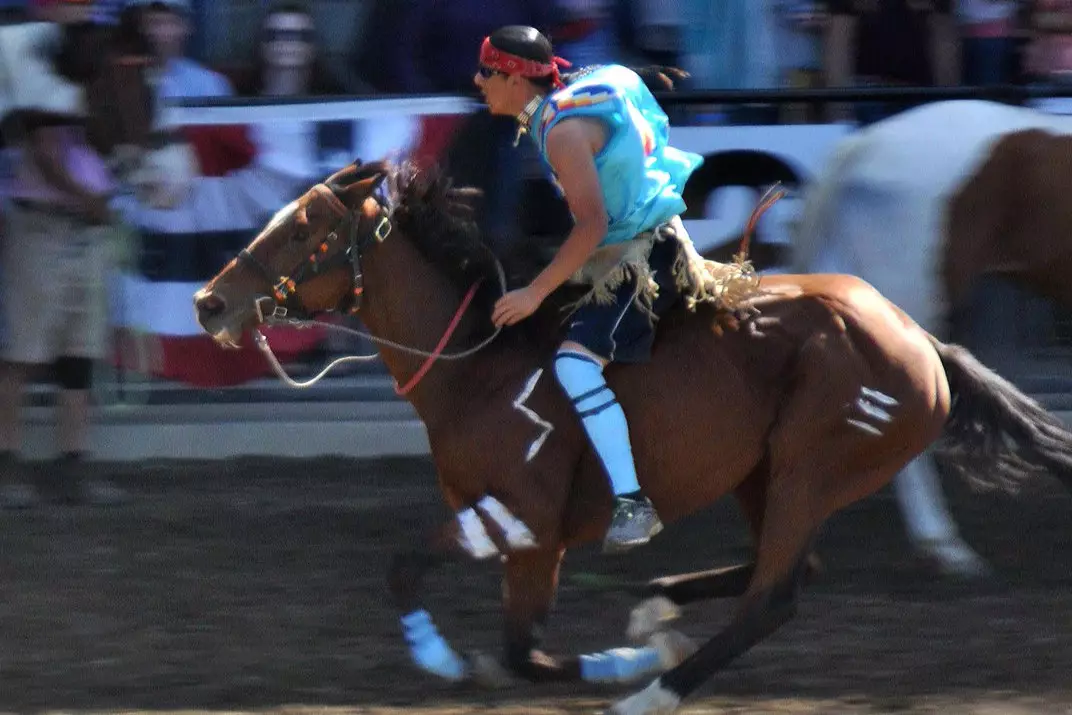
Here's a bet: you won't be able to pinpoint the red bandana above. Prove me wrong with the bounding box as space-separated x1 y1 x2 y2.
479 37 571 89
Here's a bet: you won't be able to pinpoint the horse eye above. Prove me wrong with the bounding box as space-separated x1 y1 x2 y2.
292 227 309 243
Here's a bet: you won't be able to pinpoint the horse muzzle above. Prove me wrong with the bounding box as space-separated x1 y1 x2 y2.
193 289 248 348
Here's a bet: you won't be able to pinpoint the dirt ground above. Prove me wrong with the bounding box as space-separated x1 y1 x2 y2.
1 455 1070 714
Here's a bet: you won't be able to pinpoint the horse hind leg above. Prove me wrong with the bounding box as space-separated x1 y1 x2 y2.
609 466 822 715
626 474 822 645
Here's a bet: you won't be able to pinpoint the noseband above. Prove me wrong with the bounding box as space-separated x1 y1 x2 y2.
237 183 391 322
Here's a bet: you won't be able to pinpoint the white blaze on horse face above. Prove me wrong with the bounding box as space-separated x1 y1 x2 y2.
513 368 554 462
456 507 498 559
477 495 538 550
847 386 899 437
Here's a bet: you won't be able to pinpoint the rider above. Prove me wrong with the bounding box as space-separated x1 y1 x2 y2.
479 26 745 553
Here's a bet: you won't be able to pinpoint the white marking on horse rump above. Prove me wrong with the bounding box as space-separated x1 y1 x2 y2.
861 387 899 406
456 507 498 559
477 495 538 549
855 396 893 423
513 368 554 462
847 418 884 437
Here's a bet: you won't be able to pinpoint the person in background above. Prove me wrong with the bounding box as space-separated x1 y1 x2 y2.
956 0 1020 86
0 0 128 507
128 0 232 101
821 0 960 124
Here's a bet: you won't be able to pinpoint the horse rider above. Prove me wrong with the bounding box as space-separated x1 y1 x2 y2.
480 25 755 553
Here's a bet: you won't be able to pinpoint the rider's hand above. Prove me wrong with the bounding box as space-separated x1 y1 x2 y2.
492 285 545 327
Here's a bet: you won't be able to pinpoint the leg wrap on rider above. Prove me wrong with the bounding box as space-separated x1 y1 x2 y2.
553 350 641 496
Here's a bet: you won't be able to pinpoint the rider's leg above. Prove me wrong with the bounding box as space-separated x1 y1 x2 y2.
553 340 663 553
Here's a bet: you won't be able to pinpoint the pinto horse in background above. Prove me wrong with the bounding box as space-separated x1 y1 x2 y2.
193 160 1072 714
794 99 1072 581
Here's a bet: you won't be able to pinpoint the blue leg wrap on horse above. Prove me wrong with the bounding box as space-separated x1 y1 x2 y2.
400 609 466 680
580 646 663 683
553 350 641 496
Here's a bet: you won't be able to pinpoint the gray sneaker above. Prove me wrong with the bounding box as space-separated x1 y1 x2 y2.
603 496 664 554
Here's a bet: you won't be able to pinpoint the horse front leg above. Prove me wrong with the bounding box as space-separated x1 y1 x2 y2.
501 548 696 686
388 519 473 682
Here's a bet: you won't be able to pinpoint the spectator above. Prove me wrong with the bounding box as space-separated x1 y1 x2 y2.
0 1 127 507
127 0 232 101
1025 0 1072 113
552 0 622 67
956 0 1020 86
772 1 826 122
388 0 559 94
629 0 686 68
229 1 348 178
821 0 960 124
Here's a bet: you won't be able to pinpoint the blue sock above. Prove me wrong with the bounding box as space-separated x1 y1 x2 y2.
553 350 641 496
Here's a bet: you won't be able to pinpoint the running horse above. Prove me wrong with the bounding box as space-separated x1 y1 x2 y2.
194 160 1072 715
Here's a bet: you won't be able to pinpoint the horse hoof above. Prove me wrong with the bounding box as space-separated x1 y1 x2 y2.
626 596 680 644
915 538 995 581
466 650 515 690
649 629 696 670
606 679 681 715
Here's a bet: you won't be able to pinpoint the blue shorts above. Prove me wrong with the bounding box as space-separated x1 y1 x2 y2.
563 234 681 363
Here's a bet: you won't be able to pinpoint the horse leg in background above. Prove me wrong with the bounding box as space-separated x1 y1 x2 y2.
497 547 696 686
609 467 821 715
626 475 822 644
892 452 992 578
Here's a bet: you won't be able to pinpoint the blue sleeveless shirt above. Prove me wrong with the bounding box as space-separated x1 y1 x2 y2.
529 64 703 246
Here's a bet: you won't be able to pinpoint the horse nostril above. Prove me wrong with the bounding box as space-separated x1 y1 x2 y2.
195 292 227 322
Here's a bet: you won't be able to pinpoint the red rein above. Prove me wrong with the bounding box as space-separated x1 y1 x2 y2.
394 281 482 397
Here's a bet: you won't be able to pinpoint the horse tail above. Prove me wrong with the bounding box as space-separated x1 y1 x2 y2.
791 131 869 274
929 336 1072 494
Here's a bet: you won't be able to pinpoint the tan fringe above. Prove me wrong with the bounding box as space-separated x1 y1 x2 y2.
562 218 760 317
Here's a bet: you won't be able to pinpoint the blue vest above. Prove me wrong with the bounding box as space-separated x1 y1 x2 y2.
530 64 703 246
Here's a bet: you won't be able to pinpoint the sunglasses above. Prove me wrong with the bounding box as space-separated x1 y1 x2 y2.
265 28 315 42
477 66 505 79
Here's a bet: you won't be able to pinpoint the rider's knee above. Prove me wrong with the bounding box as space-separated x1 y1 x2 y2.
553 348 603 392
53 356 93 391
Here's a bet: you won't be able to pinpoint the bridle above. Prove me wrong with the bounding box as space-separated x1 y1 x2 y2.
231 179 505 395
237 183 391 324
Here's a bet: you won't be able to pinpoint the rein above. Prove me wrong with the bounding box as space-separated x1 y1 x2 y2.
245 183 507 391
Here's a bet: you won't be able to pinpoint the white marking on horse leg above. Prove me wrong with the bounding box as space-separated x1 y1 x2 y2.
456 507 499 559
400 609 467 681
861 386 899 406
513 368 553 462
626 596 681 644
846 418 884 437
607 678 682 715
579 646 664 684
476 495 537 549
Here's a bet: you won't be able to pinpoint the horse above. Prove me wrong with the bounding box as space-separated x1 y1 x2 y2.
193 160 1072 715
793 98 1072 580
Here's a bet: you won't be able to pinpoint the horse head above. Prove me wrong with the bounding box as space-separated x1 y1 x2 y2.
194 160 392 346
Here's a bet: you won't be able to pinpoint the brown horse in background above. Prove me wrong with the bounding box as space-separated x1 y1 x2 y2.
194 160 1072 715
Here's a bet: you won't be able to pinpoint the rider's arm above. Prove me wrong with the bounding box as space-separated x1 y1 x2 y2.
528 118 609 301
26 124 100 206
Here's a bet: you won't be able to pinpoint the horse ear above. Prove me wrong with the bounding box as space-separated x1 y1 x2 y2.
324 159 363 187
335 171 388 207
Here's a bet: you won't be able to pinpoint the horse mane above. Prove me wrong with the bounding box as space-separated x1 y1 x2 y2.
338 160 577 355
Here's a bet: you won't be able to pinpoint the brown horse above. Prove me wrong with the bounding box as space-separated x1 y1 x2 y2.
194 160 1072 715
